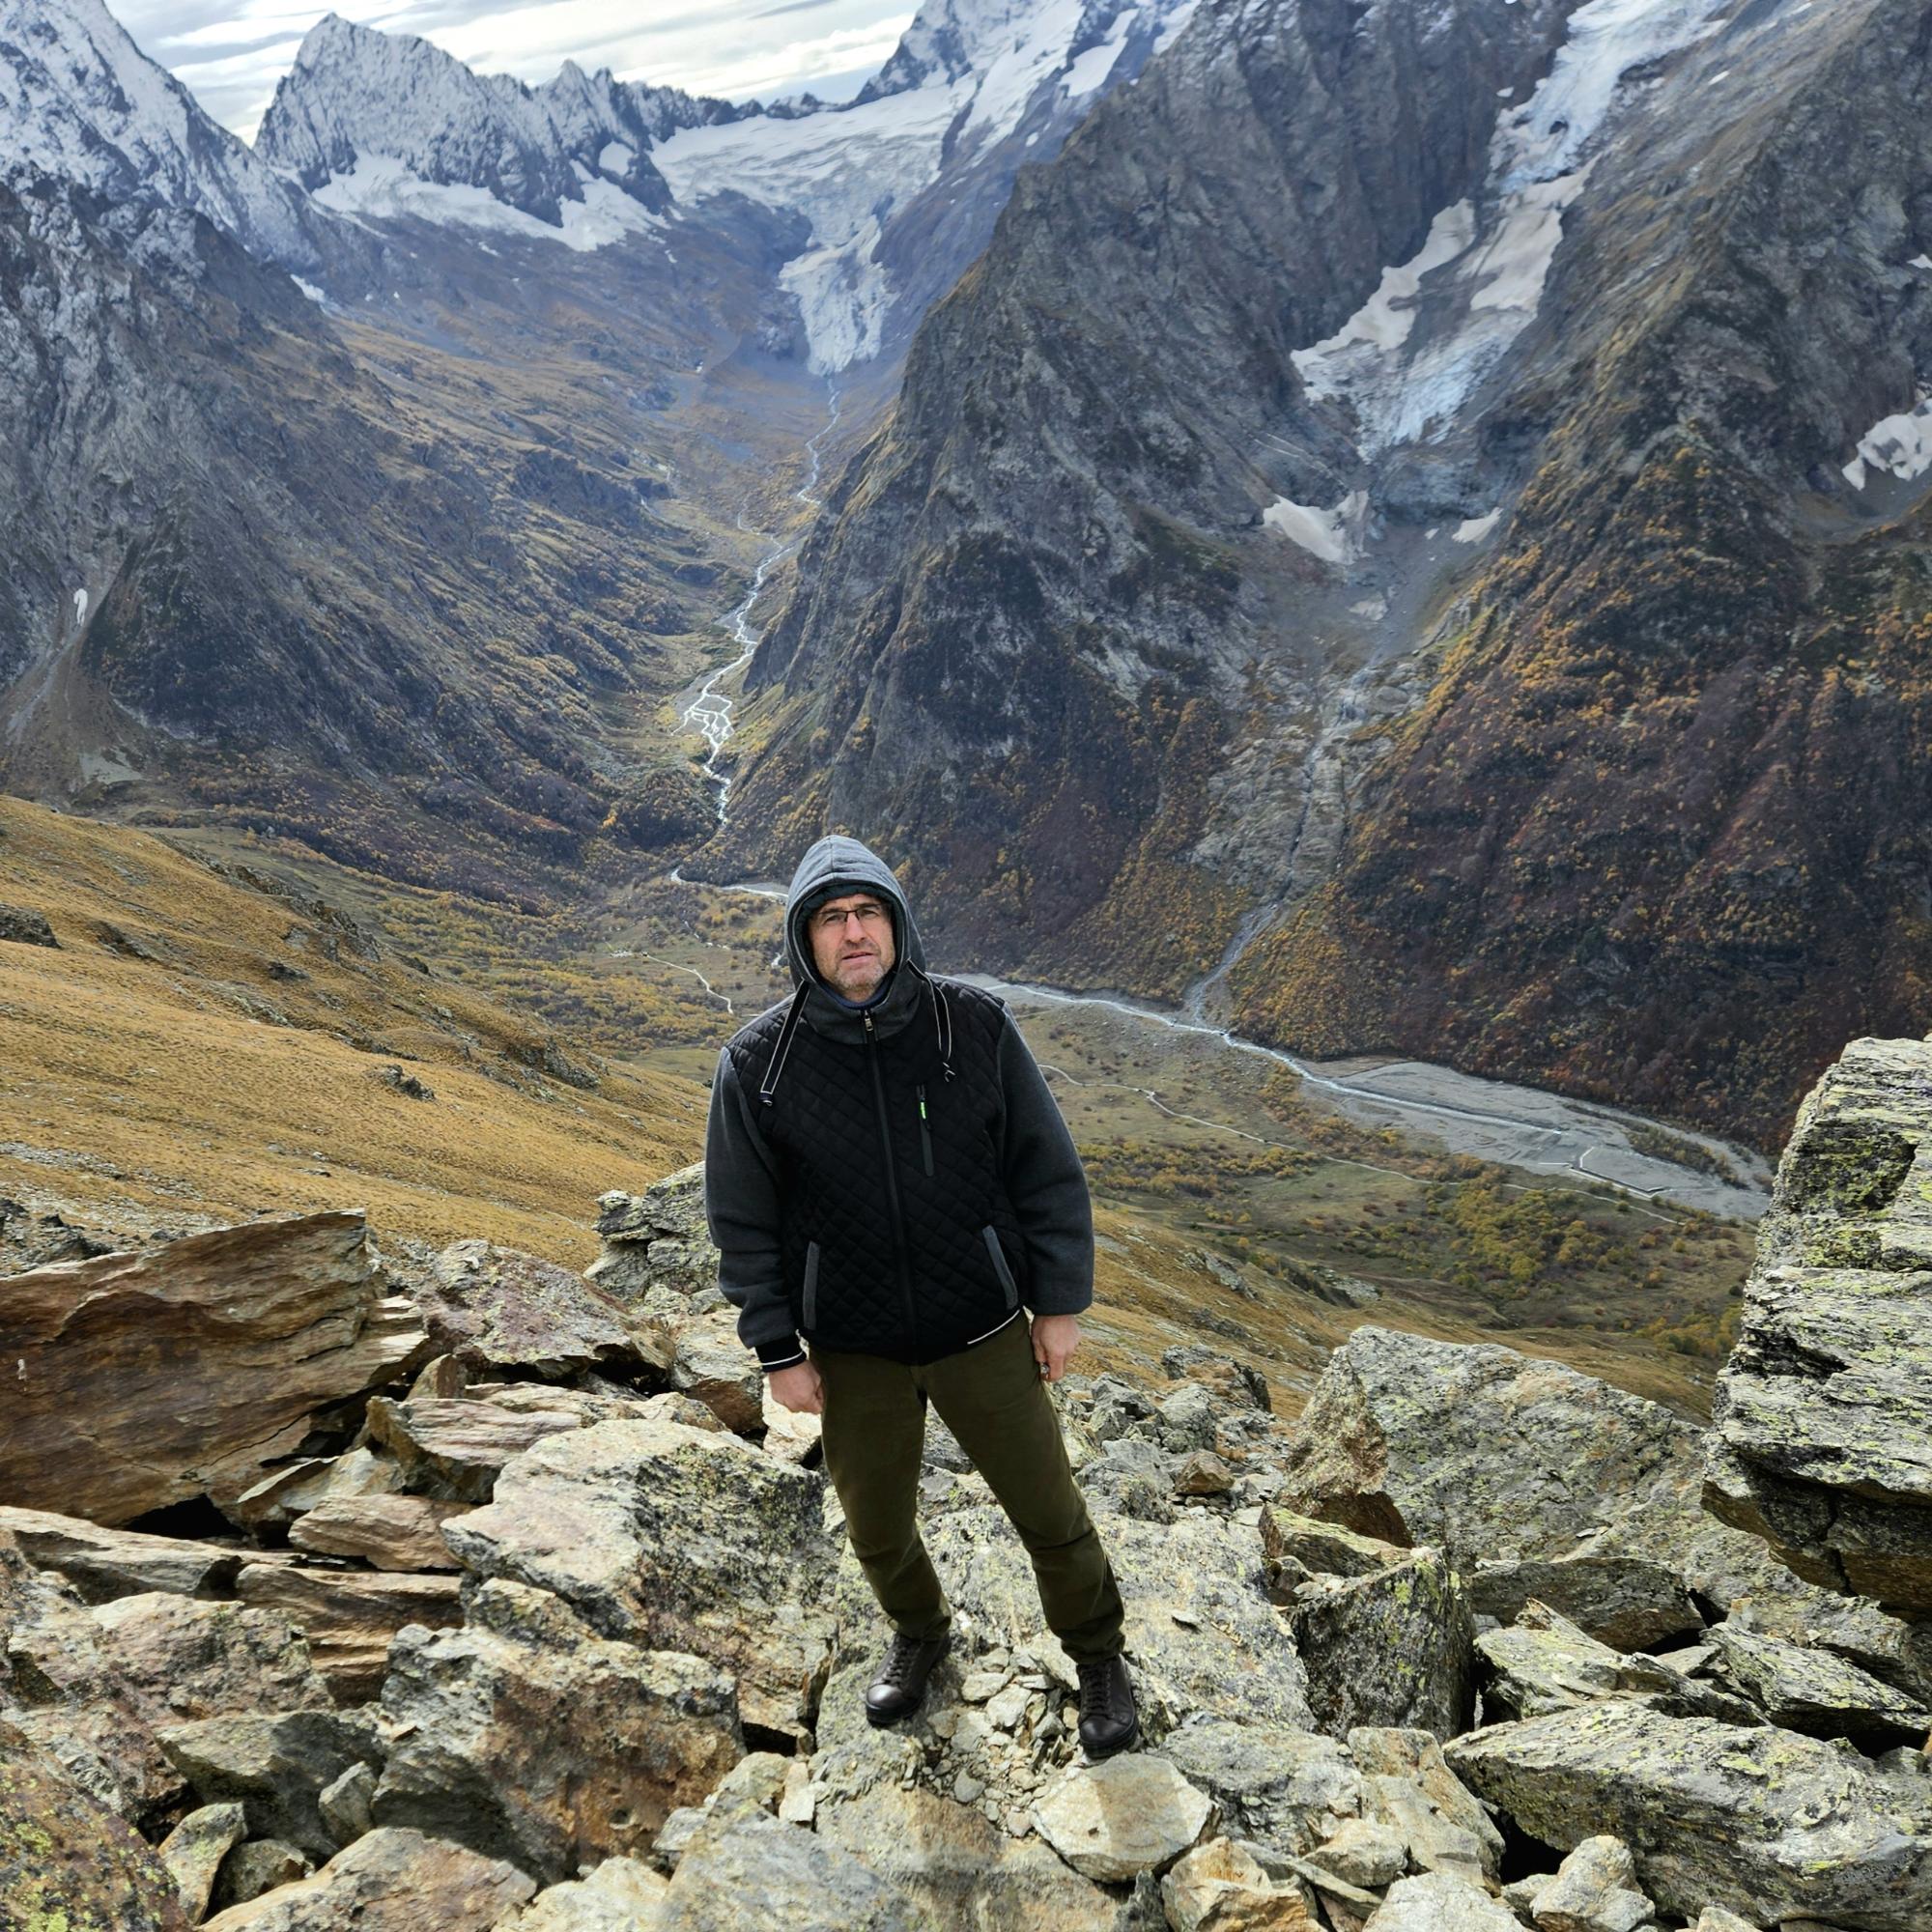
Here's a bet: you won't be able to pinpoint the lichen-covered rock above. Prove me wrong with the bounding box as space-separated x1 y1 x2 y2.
1276 1328 1712 1568
1468 1552 1703 1655
86 1592 335 1719
1159 1719 1363 1854
655 1810 920 1931
373 1578 741 1883
1445 1702 1932 1928
1305 1816 1406 1889
1701 1621 1932 1747
0 1720 188 1931
590 1169 716 1302
817 1783 1121 1931
1162 1834 1321 1930
1475 1603 1752 1724
156 1710 384 1860
1288 1549 1474 1740
0 1211 428 1522
1530 1834 1655 1932
198 1826 534 1930
1704 1038 1932 1615
0 1532 190 1826
158 1802 249 1921
233 1563 462 1704
442 1415 838 1739
501 1855 669 1930
1350 1728 1502 1884
668 1303 766 1433
415 1237 651 1379
210 1840 311 1912
1032 1751 1213 1880
1262 1508 1407 1588
1363 1870 1522 1930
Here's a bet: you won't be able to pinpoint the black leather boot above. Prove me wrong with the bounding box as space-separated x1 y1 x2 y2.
865 1629 951 1726
1075 1652 1139 1756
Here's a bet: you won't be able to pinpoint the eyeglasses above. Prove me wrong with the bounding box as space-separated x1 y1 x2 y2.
811 901 891 933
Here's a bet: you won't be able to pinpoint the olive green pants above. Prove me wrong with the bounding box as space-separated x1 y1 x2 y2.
810 1315 1126 1662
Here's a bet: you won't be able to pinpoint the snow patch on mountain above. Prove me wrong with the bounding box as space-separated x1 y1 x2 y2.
1289 0 1731 462
310 156 664 254
0 0 316 266
655 0 1200 370
1265 490 1369 566
1842 389 1932 492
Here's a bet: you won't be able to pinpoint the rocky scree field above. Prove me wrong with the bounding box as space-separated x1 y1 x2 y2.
0 1016 1928 1929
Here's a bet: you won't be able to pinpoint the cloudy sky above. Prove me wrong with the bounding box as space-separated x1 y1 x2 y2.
117 0 919 141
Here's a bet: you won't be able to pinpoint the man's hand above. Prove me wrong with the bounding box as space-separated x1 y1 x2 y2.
1031 1313 1081 1383
768 1360 824 1414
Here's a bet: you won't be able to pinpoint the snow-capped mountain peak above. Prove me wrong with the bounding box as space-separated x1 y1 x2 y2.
255 14 752 230
0 0 316 266
653 0 1201 369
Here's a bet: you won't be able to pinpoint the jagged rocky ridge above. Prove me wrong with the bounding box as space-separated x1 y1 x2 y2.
708 0 1932 1151
255 14 748 224
0 0 322 267
4 1027 1929 1929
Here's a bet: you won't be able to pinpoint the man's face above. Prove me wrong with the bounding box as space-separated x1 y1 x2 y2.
808 891 896 1001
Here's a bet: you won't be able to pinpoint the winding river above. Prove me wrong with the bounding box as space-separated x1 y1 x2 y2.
658 406 1773 1224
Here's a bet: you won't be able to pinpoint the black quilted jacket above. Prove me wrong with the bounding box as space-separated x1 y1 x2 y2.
701 835 1094 1370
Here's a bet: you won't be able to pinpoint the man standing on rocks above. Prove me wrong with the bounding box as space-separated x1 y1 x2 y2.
702 833 1138 1756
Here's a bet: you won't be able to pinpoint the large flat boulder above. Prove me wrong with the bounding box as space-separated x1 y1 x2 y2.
817 1783 1121 1931
0 1506 243 1603
1446 1702 1932 1929
1276 1327 1709 1569
1701 1620 1932 1747
655 1808 922 1931
287 1494 469 1571
1704 1038 1932 1615
443 1415 838 1739
373 1578 741 1883
0 1211 428 1523
82 1592 333 1719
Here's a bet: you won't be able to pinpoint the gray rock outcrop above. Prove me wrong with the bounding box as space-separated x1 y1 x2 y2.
1447 1703 1932 1929
1705 1037 1932 1615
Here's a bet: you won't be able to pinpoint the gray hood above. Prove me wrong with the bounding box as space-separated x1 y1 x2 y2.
782 833 928 992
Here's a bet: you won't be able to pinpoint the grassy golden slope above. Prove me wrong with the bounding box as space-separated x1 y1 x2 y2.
0 797 698 1264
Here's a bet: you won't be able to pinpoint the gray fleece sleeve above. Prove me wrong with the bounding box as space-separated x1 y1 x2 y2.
702 1045 806 1372
995 1010 1094 1316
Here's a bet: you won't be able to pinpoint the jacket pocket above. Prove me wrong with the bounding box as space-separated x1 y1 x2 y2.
802 1240 821 1328
981 1225 1020 1309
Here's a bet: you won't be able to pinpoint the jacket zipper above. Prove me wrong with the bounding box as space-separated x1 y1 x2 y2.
916 1083 935 1177
866 1012 919 1350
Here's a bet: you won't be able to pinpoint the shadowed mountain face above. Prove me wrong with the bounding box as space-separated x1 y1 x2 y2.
694 0 1583 985
698 0 1932 1150
0 171 803 905
1229 0 1932 1148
